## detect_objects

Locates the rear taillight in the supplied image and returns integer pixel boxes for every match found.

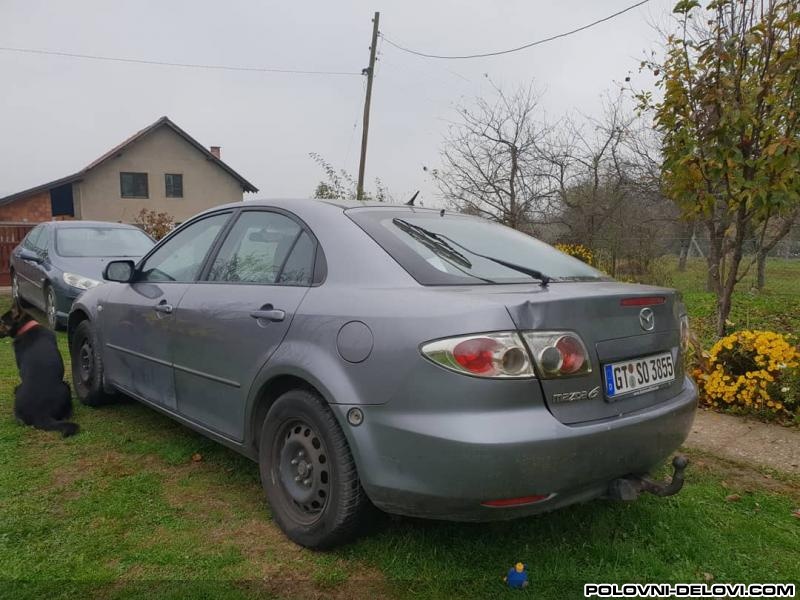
[521,331,592,378]
[421,332,533,378]
[421,330,593,379]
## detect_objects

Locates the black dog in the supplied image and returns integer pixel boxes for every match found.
[0,301,78,437]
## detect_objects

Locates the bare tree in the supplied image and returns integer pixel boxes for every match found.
[540,94,679,278]
[754,207,800,289]
[432,84,554,230]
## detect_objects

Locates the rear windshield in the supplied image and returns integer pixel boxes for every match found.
[55,227,154,258]
[347,208,604,285]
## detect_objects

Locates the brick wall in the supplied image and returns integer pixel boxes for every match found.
[0,191,53,223]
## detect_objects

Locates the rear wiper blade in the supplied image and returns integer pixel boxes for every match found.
[394,218,551,287]
[392,218,472,269]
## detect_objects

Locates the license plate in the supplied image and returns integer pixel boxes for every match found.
[604,352,675,398]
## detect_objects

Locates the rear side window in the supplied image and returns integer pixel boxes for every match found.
[207,211,313,286]
[347,209,604,285]
[278,231,314,285]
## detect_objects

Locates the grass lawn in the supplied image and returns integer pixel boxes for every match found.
[1,265,799,599]
[668,257,800,348]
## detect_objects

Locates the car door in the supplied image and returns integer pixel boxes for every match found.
[14,225,45,306]
[171,209,318,440]
[102,212,232,410]
[32,225,54,309]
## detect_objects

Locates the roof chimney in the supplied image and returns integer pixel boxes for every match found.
[209,146,221,159]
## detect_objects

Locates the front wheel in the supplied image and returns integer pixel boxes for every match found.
[70,320,118,406]
[259,389,370,549]
[45,285,63,331]
[11,273,20,303]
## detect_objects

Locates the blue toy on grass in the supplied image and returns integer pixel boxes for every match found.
[504,562,529,589]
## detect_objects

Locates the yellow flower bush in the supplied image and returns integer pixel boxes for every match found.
[555,243,594,266]
[694,330,799,419]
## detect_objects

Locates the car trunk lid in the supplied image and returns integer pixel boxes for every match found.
[436,280,683,424]
[503,281,683,424]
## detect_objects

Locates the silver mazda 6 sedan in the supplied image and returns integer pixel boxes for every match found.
[69,199,697,549]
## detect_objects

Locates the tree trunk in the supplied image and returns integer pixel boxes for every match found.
[715,203,749,338]
[677,243,689,272]
[677,221,694,272]
[756,251,767,290]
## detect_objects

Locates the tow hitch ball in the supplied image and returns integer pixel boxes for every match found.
[607,455,689,501]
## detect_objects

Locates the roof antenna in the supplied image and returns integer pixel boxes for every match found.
[405,190,420,206]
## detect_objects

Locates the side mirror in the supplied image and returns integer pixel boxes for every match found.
[18,248,42,263]
[104,260,135,283]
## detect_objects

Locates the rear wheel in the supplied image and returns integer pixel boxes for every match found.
[259,389,369,549]
[71,320,118,406]
[45,285,63,331]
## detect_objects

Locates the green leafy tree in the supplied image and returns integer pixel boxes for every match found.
[310,153,390,202]
[642,0,800,336]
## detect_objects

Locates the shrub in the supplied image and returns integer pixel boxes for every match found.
[555,243,594,266]
[134,208,175,241]
[693,330,799,420]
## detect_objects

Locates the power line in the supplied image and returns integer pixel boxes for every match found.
[380,0,652,60]
[0,45,362,76]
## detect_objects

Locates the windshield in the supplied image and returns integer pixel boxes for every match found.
[55,227,154,258]
[347,209,604,285]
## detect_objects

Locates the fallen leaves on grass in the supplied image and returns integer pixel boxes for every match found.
[191,453,203,462]
[725,493,742,502]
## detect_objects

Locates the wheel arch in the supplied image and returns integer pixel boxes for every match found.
[244,340,371,457]
[67,308,91,345]
[248,373,326,457]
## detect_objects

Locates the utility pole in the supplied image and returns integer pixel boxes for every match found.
[357,11,380,201]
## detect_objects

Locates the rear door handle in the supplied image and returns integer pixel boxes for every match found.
[250,305,285,322]
[154,302,174,314]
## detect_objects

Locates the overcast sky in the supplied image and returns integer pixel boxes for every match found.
[0,0,674,205]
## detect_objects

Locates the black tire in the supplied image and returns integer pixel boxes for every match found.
[259,389,369,549]
[70,320,118,407]
[45,285,64,331]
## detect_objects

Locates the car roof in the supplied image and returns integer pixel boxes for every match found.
[42,220,141,229]
[205,198,457,217]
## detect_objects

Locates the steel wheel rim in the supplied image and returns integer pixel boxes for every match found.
[78,338,94,384]
[275,419,331,523]
[11,276,18,301]
[46,289,56,328]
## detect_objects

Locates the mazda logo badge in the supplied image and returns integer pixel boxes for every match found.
[639,307,655,331]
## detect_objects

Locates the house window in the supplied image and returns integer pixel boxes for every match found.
[120,172,149,198]
[165,174,183,198]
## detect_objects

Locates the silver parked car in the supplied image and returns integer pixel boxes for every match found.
[10,221,154,329]
[68,199,697,548]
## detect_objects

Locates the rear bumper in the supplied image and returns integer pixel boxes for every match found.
[333,376,697,521]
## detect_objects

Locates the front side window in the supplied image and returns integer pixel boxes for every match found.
[347,209,605,285]
[139,213,230,283]
[35,226,51,253]
[165,174,183,198]
[120,172,149,198]
[55,227,154,258]
[22,226,43,250]
[207,211,312,285]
